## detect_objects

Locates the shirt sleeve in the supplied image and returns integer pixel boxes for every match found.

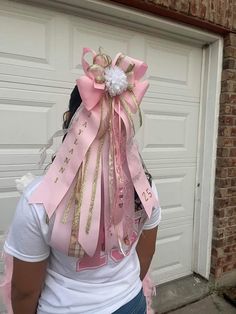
[4,194,50,262]
[143,182,161,230]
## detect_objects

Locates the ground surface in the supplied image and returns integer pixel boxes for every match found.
[165,294,236,314]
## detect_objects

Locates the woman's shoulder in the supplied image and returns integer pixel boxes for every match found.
[4,174,50,262]
[11,174,49,236]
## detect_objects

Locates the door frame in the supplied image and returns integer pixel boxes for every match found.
[23,0,224,279]
[192,40,223,278]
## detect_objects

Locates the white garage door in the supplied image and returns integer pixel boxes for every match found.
[0,0,202,285]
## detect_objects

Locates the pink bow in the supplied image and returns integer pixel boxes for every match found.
[78,48,149,113]
[29,48,158,258]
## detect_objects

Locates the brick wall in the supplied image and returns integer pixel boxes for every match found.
[146,0,236,31]
[112,0,236,33]
[211,33,236,278]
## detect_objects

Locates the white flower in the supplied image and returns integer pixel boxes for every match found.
[15,173,35,193]
[104,66,128,97]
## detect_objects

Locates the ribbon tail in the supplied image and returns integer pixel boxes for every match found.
[50,177,77,253]
[102,133,114,252]
[78,138,103,257]
[117,106,159,218]
[128,141,158,218]
[111,105,124,226]
[29,106,101,219]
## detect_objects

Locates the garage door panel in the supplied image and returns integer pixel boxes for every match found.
[0,103,49,145]
[151,224,193,284]
[138,101,199,160]
[0,4,55,71]
[147,40,190,84]
[143,110,188,155]
[0,99,53,146]
[146,38,202,99]
[149,166,196,283]
[152,167,196,221]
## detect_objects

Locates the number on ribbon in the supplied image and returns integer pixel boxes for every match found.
[142,188,152,202]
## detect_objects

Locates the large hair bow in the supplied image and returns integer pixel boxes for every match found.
[29,48,158,259]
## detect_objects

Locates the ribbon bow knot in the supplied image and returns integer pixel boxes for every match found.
[78,48,148,118]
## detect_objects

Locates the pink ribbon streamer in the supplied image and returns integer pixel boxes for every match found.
[29,105,101,219]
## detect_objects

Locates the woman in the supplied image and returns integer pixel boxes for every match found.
[2,48,161,314]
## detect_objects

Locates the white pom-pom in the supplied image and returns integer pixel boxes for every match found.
[15,173,35,193]
[104,66,128,97]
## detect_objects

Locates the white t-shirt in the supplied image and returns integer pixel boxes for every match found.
[4,177,161,314]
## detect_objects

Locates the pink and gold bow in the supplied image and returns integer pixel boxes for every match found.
[29,48,158,259]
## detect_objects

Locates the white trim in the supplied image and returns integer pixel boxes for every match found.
[193,39,223,278]
[22,0,220,44]
[19,0,223,280]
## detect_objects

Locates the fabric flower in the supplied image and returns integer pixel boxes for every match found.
[104,66,128,97]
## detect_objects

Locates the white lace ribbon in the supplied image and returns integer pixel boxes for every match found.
[38,129,68,168]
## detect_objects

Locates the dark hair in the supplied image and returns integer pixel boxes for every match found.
[63,85,82,130]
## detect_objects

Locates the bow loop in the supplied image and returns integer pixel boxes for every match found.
[78,49,149,129]
[81,48,97,77]
[76,77,103,111]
